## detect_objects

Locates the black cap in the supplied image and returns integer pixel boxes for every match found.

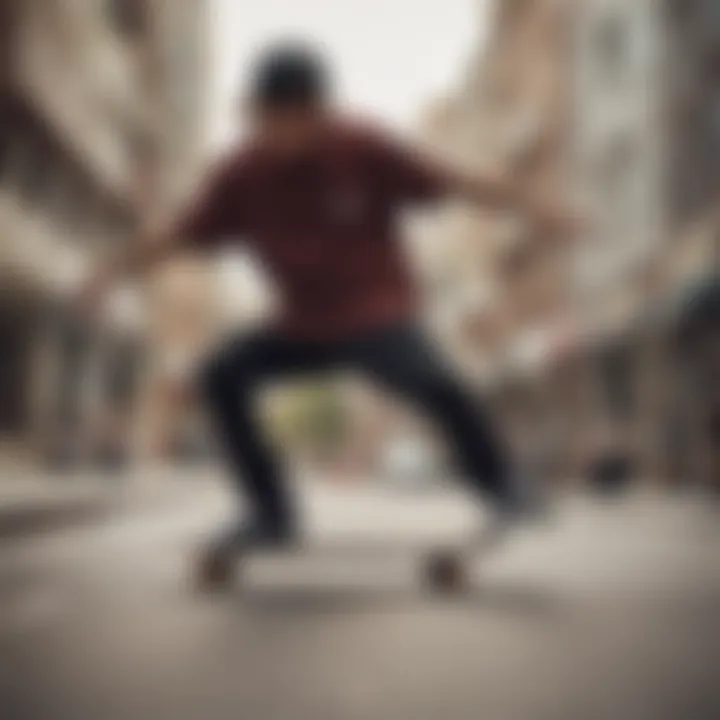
[250,43,329,110]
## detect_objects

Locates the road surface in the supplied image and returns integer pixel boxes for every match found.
[1,481,719,720]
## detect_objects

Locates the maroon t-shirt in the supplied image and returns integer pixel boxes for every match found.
[177,121,451,340]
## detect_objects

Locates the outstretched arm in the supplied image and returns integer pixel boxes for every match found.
[79,156,240,309]
[443,165,582,237]
[79,223,181,310]
[371,129,582,237]
[99,223,180,281]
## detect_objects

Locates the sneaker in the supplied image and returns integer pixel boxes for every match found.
[465,506,514,561]
[195,518,296,593]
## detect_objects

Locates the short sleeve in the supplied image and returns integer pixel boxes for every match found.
[366,129,452,206]
[174,156,247,247]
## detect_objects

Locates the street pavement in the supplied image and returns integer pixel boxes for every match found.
[1,477,719,720]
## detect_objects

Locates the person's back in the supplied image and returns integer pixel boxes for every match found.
[179,117,448,340]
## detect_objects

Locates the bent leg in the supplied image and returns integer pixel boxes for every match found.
[199,329,336,531]
[350,324,511,503]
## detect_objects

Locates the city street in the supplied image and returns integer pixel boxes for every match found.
[1,479,719,720]
[2,0,718,718]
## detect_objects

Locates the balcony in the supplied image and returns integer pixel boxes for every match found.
[0,189,90,294]
[11,6,143,204]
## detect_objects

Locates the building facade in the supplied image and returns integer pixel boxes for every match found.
[571,0,720,486]
[0,0,210,471]
[131,0,214,460]
[413,0,719,486]
[0,0,152,469]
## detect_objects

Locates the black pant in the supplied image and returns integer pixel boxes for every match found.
[200,322,510,529]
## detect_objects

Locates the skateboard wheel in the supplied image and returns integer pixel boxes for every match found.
[423,551,468,594]
[195,546,236,593]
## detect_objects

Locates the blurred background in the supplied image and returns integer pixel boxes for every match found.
[0,0,717,495]
[1,3,719,719]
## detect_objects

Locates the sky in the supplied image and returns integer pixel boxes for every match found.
[208,0,490,147]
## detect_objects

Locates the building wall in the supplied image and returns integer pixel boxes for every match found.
[459,0,719,485]
[573,0,664,337]
[0,0,212,469]
[132,0,214,459]
[569,0,719,484]
[298,0,720,484]
[0,0,145,288]
[651,0,720,487]
[664,0,720,234]
[148,0,208,207]
[0,0,152,468]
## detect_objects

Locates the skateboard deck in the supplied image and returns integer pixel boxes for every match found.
[196,532,507,595]
[242,546,468,594]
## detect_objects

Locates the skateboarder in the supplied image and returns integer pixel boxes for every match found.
[81,44,581,589]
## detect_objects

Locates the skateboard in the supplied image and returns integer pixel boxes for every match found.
[196,542,469,595]
[195,525,508,596]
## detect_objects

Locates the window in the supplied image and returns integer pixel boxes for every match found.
[501,0,532,26]
[706,0,720,27]
[51,170,84,233]
[595,13,630,86]
[15,132,50,209]
[667,0,697,24]
[705,42,720,83]
[601,135,638,239]
[106,0,146,39]
[0,123,9,187]
[598,343,636,421]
